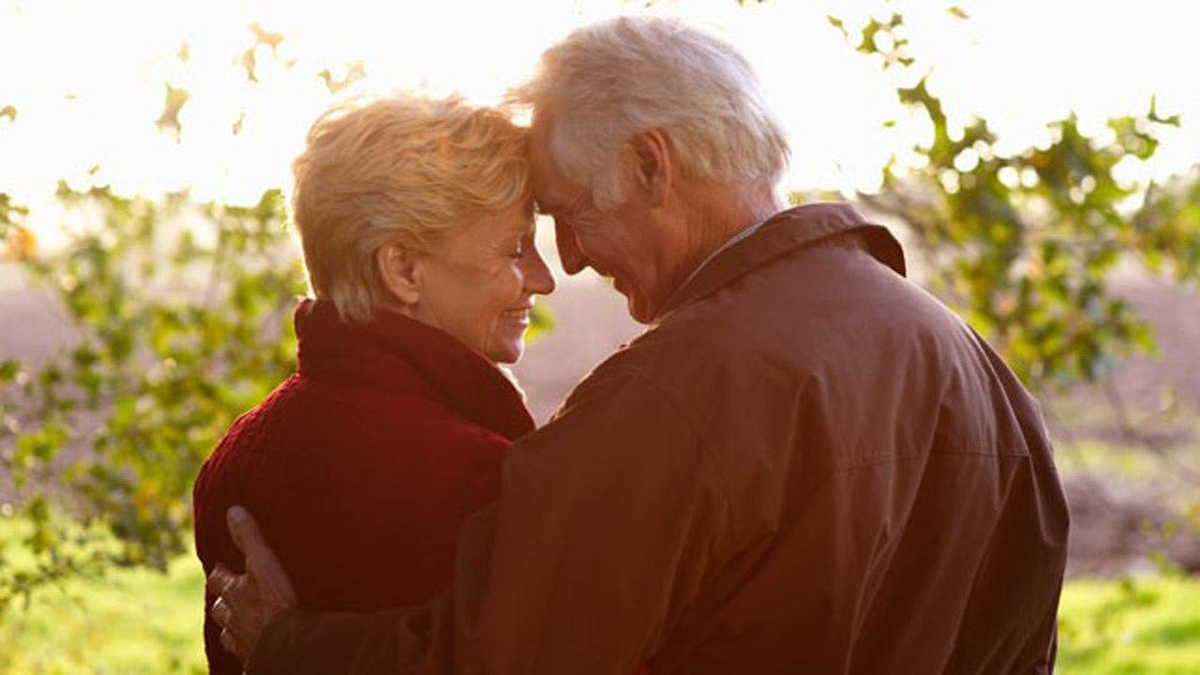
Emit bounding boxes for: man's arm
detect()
[209,505,421,672]
[216,365,733,673]
[248,607,418,674]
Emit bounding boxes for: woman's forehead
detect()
[478,203,536,238]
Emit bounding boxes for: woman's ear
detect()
[376,243,422,307]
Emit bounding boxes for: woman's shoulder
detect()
[210,370,495,447]
[197,372,511,500]
[302,373,514,449]
[193,370,512,542]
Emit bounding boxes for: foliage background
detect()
[1,1,1199,672]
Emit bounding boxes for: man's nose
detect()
[554,219,588,275]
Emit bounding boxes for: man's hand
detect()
[208,505,300,664]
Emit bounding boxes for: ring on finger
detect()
[212,596,231,625]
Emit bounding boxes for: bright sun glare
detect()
[1,0,1197,246]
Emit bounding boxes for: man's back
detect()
[618,206,1068,672]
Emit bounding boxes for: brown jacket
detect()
[249,203,1069,674]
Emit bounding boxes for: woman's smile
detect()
[499,306,534,326]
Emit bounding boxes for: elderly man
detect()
[209,16,1069,674]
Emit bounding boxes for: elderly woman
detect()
[192,94,554,674]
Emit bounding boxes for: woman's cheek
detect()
[512,263,527,298]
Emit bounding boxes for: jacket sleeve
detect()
[248,607,417,674]
[249,366,734,674]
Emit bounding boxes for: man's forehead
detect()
[527,125,577,208]
[527,122,557,174]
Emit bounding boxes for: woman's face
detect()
[414,201,556,363]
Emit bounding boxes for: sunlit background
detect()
[3,0,1198,247]
[3,1,1200,672]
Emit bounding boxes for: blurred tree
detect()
[1,186,306,608]
[155,84,191,141]
[319,60,368,94]
[823,11,1200,390]
[240,22,288,82]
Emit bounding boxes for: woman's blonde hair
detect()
[507,16,789,210]
[290,94,529,323]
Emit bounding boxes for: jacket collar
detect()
[656,202,906,321]
[295,299,535,441]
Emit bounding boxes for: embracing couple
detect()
[193,16,1068,675]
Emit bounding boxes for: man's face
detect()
[527,121,670,323]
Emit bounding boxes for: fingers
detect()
[208,509,296,664]
[227,505,268,559]
[212,595,232,626]
[209,564,239,599]
[219,626,242,659]
[211,583,246,660]
[226,505,300,606]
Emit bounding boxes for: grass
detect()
[0,554,206,674]
[1058,575,1200,674]
[0,554,1197,673]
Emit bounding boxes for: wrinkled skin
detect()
[207,506,299,663]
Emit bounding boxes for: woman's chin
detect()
[486,340,525,365]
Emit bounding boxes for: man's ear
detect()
[626,128,673,207]
[376,242,422,307]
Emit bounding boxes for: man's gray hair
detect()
[508,16,790,209]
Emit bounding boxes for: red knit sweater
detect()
[192,300,535,674]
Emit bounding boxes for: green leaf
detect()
[826,15,849,41]
[0,360,18,383]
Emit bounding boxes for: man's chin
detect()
[624,295,657,325]
[611,278,657,324]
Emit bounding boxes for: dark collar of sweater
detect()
[294,299,535,442]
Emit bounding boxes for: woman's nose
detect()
[525,248,557,296]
